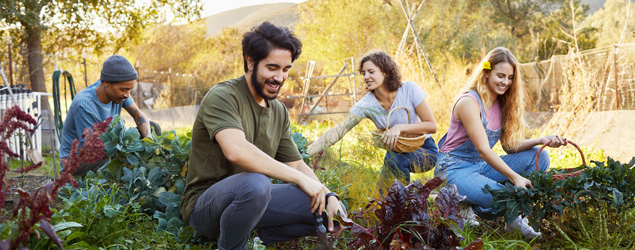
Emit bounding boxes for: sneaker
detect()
[460,204,480,227]
[505,216,542,239]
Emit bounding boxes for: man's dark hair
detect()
[242,22,302,72]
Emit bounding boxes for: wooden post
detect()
[614,44,619,110]
[344,58,354,108]
[350,57,357,104]
[310,64,347,114]
[7,34,13,86]
[298,61,315,123]
[136,61,141,109]
[398,0,441,89]
[169,67,173,107]
[193,72,198,106]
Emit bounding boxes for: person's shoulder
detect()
[359,92,376,102]
[455,93,479,110]
[72,87,98,106]
[401,81,420,89]
[209,76,244,95]
[200,76,245,107]
[204,78,241,101]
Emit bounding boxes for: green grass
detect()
[290,120,626,249]
[7,118,628,249]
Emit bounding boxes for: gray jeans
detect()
[189,172,334,250]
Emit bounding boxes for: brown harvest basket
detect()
[535,139,587,180]
[371,106,427,153]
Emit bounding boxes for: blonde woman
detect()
[434,47,566,239]
[307,51,438,190]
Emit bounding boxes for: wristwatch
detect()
[325,192,339,206]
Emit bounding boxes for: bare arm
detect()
[504,135,568,154]
[216,128,328,213]
[455,97,531,188]
[284,159,348,230]
[306,113,363,155]
[382,99,438,148]
[124,103,151,138]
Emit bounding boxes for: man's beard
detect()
[251,66,283,101]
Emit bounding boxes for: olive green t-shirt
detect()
[180,75,302,222]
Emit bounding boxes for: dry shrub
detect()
[395,51,471,141]
[544,47,611,137]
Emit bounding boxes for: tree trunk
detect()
[26,26,51,113]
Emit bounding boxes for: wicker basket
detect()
[371,106,427,153]
[535,139,587,180]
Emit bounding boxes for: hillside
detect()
[205,3,299,36]
[583,0,608,13]
[203,0,617,37]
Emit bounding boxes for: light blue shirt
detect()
[60,80,134,159]
[350,81,426,130]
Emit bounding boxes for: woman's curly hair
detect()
[359,51,402,92]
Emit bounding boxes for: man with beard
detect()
[60,55,155,177]
[180,22,347,249]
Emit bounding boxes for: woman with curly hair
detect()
[307,50,438,191]
[434,47,566,239]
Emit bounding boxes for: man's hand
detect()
[296,176,329,214]
[124,103,151,138]
[325,196,348,235]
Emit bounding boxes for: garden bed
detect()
[2,175,52,211]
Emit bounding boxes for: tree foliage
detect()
[130,23,243,104]
[0,0,201,112]
[490,0,565,39]
[536,0,598,58]
[295,0,403,73]
[586,0,635,47]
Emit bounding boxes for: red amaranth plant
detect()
[0,105,111,250]
[345,178,484,249]
[0,105,38,208]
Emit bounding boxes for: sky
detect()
[201,0,307,17]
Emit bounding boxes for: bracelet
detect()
[325,192,339,206]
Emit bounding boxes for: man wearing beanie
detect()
[60,55,152,177]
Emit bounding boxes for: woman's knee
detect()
[537,148,550,171]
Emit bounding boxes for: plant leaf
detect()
[39,219,64,250]
[53,221,84,232]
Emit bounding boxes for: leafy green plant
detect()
[38,178,141,249]
[0,106,110,250]
[486,157,635,248]
[486,157,635,224]
[346,177,483,249]
[98,116,193,240]
[101,116,145,172]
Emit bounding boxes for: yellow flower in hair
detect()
[483,61,491,70]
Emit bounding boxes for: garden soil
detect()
[545,110,635,163]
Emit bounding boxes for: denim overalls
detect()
[434,90,550,219]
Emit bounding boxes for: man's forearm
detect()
[135,115,151,137]
[127,105,152,137]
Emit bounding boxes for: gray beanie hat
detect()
[100,55,138,82]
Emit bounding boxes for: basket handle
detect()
[535,139,587,172]
[385,106,411,129]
